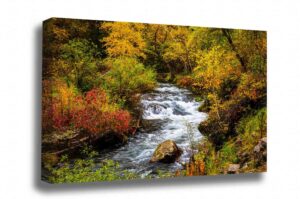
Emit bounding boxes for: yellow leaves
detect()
[44,18,90,45]
[162,26,198,72]
[170,26,190,43]
[163,42,184,62]
[100,22,146,59]
[52,79,77,111]
[52,27,70,41]
[150,24,170,44]
[192,45,241,91]
[232,30,267,72]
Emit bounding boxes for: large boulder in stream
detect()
[150,140,182,163]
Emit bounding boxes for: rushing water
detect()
[97,83,207,177]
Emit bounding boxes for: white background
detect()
[0,0,300,198]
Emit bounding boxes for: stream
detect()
[97,83,207,177]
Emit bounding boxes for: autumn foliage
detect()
[42,80,132,135]
[42,18,267,179]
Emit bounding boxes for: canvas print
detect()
[42,18,267,183]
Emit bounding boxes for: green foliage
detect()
[194,96,202,102]
[47,147,174,183]
[199,92,253,148]
[164,73,172,82]
[202,141,238,175]
[237,108,266,135]
[187,107,266,176]
[104,57,156,103]
[60,39,99,60]
[237,108,267,151]
[143,24,171,73]
[163,26,197,73]
[185,138,238,176]
[155,170,174,179]
[58,39,102,92]
[184,28,266,175]
[43,18,90,58]
[231,30,267,74]
[196,138,218,175]
[48,153,137,183]
[219,142,238,167]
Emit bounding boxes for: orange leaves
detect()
[199,160,205,175]
[176,75,193,87]
[235,73,266,101]
[185,159,206,176]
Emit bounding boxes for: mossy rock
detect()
[42,153,59,167]
[150,140,182,163]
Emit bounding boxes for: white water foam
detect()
[98,83,207,176]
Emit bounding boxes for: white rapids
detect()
[97,83,207,177]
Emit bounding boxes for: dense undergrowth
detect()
[42,19,157,154]
[180,108,266,176]
[46,148,138,183]
[173,29,267,176]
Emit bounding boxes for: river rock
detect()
[150,140,182,163]
[227,164,240,174]
[141,119,168,132]
[148,103,167,114]
[173,105,190,115]
[254,137,267,153]
[254,137,267,166]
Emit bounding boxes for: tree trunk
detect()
[222,29,247,72]
[167,63,175,79]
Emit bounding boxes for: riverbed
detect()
[96,83,207,177]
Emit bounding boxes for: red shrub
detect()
[109,110,132,134]
[42,83,132,135]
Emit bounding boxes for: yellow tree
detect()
[193,45,240,92]
[221,29,267,75]
[193,45,241,119]
[163,26,197,73]
[100,22,146,59]
[144,24,170,52]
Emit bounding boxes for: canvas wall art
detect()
[42,18,267,183]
